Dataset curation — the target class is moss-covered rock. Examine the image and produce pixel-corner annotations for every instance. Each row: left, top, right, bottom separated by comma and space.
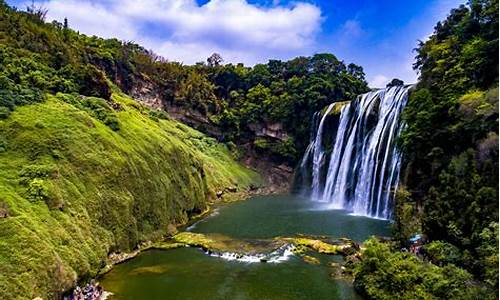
321, 101, 351, 116
303, 255, 321, 265
172, 232, 359, 259
282, 236, 358, 256
172, 232, 286, 254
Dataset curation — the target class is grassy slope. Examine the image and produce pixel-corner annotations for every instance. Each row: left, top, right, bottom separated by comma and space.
0, 93, 260, 299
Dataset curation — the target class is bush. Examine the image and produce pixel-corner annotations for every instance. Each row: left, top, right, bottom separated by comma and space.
272, 137, 298, 162
424, 241, 462, 266
354, 238, 494, 300
0, 106, 10, 119
27, 178, 50, 202
392, 187, 421, 243
19, 164, 57, 184
148, 109, 170, 122
253, 138, 270, 150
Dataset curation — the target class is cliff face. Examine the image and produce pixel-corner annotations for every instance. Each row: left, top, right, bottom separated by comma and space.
0, 93, 261, 300
122, 79, 294, 188
293, 101, 350, 192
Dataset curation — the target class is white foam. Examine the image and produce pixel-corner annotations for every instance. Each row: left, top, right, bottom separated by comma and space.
205, 244, 296, 264
187, 209, 220, 231
101, 291, 114, 300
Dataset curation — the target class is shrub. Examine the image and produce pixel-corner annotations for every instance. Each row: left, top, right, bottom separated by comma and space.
253, 138, 270, 150
424, 240, 462, 266
27, 178, 50, 202
148, 109, 170, 122
19, 164, 56, 184
0, 106, 10, 119
354, 238, 494, 300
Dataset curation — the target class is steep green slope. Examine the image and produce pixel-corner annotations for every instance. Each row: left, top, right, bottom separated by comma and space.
0, 1, 369, 166
0, 92, 260, 299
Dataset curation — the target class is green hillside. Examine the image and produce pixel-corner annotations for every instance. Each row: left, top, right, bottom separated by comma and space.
0, 92, 260, 299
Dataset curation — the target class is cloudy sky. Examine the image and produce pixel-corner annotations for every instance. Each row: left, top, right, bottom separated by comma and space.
8, 0, 465, 87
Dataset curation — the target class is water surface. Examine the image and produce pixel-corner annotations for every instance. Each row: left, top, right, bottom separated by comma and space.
101, 248, 360, 300
100, 194, 390, 299
189, 194, 390, 241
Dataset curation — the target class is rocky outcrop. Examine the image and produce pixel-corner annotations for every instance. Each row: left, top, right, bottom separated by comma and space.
248, 122, 289, 141
243, 153, 293, 192
129, 77, 165, 110
164, 102, 224, 138
170, 232, 359, 258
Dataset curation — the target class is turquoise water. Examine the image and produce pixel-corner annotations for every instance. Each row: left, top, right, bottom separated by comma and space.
189, 194, 390, 241
101, 248, 360, 300
100, 194, 390, 299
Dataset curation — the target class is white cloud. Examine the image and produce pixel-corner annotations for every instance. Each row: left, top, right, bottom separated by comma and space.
369, 74, 389, 88
33, 0, 135, 39
31, 0, 322, 65
340, 20, 364, 38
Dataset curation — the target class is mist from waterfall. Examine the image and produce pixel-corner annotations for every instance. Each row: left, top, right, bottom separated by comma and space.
299, 85, 410, 219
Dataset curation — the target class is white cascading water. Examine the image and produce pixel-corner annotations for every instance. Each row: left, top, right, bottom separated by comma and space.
309, 103, 336, 201
300, 85, 410, 219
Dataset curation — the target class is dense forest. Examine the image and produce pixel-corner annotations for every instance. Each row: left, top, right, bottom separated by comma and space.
355, 0, 499, 299
0, 0, 368, 165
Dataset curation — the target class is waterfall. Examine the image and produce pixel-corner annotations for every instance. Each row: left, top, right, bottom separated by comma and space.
299, 85, 410, 219
309, 103, 335, 201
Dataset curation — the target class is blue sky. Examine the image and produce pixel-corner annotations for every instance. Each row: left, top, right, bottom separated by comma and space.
8, 0, 465, 87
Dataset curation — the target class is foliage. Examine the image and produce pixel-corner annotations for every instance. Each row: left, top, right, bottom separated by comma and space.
0, 2, 369, 164
202, 54, 368, 162
386, 78, 405, 87
0, 92, 261, 299
354, 238, 496, 300
398, 0, 498, 291
26, 178, 50, 202
424, 241, 462, 266
475, 222, 499, 287
392, 187, 421, 243
175, 71, 219, 115
414, 0, 498, 95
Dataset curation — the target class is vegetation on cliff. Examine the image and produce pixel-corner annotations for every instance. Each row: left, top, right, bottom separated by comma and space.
0, 91, 260, 299
0, 0, 498, 299
0, 1, 369, 165
0, 2, 262, 297
356, 0, 498, 298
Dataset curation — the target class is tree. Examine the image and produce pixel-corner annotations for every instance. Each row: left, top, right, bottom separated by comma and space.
207, 53, 223, 67
26, 0, 48, 22
386, 78, 404, 87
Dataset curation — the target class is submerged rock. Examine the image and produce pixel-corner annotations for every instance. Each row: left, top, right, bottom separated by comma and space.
303, 255, 321, 265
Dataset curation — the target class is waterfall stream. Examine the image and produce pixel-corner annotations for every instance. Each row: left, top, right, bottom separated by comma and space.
299, 85, 410, 219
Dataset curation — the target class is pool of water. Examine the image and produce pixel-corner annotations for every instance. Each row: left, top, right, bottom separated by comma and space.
189, 194, 390, 242
99, 194, 391, 299
101, 248, 360, 300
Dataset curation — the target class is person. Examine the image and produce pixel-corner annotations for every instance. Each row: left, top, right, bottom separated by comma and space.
72, 286, 84, 300
96, 285, 103, 299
